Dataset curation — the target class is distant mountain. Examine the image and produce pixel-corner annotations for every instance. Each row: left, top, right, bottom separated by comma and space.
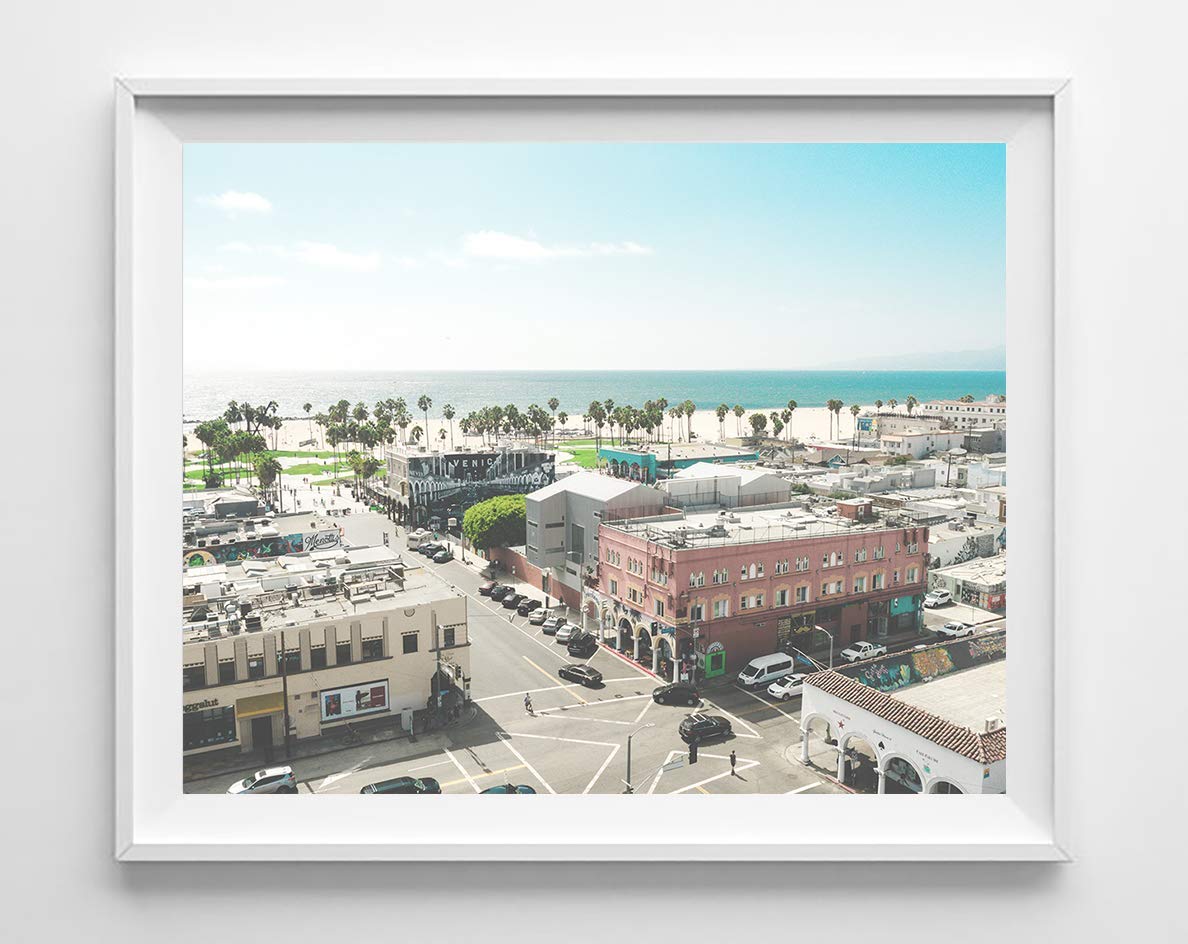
822, 344, 1006, 371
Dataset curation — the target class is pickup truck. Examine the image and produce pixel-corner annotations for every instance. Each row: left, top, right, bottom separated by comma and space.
839, 640, 888, 663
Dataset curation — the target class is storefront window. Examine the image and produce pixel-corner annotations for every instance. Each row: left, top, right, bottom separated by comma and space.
183, 706, 236, 751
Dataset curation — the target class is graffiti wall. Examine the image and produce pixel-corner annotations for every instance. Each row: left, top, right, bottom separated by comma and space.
849, 632, 1005, 693
183, 528, 341, 567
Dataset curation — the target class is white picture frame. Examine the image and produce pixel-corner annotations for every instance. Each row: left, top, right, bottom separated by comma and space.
115, 78, 1069, 862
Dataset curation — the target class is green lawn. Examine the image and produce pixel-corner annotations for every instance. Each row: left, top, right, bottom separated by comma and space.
563, 448, 600, 469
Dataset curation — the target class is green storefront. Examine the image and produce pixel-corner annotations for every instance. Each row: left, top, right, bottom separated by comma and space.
888, 593, 923, 632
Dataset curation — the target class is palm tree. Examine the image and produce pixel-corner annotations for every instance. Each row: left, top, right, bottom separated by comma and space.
443, 403, 456, 450
785, 399, 797, 441
874, 399, 884, 414
906, 395, 918, 416
557, 410, 568, 434
732, 404, 745, 436
850, 403, 861, 445
410, 424, 423, 445
255, 455, 283, 510
547, 397, 559, 446
826, 399, 844, 439
682, 400, 697, 442
715, 403, 729, 440
417, 394, 432, 444
303, 402, 313, 441
888, 397, 898, 414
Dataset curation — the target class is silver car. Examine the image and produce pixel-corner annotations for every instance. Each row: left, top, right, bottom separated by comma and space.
227, 765, 297, 795
554, 622, 581, 644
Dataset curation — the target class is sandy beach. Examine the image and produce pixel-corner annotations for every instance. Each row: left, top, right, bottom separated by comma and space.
184, 404, 869, 460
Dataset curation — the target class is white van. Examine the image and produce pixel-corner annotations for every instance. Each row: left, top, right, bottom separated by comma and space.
736, 653, 796, 690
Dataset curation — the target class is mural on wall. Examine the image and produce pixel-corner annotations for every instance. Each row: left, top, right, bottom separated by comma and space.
183, 529, 341, 567
851, 632, 1004, 693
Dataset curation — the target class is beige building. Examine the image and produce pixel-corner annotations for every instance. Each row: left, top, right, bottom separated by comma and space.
181, 545, 469, 757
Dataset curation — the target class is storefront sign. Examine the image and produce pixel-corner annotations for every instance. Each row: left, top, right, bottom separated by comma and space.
320, 679, 389, 722
706, 641, 724, 654
183, 697, 220, 713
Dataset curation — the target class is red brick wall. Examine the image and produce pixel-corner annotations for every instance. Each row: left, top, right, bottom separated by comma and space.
486, 547, 582, 610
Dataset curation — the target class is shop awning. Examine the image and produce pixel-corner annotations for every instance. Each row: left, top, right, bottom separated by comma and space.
236, 691, 284, 719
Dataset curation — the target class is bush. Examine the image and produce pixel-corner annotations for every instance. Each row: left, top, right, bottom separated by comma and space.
203, 472, 224, 488
462, 494, 527, 550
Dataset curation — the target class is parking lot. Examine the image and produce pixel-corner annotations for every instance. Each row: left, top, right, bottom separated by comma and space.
186, 510, 844, 796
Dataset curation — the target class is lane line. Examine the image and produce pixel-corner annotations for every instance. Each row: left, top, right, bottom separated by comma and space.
408, 760, 452, 772
695, 786, 710, 794
633, 696, 654, 725
524, 656, 587, 704
647, 750, 683, 795
583, 745, 621, 795
669, 759, 761, 795
472, 677, 646, 704
786, 782, 823, 795
497, 733, 556, 794
733, 685, 797, 721
534, 692, 652, 716
440, 764, 524, 789
702, 699, 763, 739
443, 748, 480, 794
504, 731, 617, 748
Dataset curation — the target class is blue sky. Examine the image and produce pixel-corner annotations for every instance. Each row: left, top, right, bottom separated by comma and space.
184, 143, 1005, 371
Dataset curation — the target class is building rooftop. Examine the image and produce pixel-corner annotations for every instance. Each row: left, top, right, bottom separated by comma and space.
601, 442, 757, 462
670, 462, 779, 485
604, 501, 918, 549
932, 555, 1008, 586
889, 658, 1006, 731
806, 665, 1006, 764
528, 470, 652, 502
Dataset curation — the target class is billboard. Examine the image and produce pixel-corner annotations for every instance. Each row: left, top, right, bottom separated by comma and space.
857, 416, 875, 432
403, 448, 555, 519
320, 679, 389, 722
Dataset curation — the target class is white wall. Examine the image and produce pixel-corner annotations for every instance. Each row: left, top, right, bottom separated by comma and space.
2, 2, 1185, 941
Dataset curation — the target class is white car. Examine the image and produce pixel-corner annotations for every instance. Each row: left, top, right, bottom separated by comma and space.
227, 766, 297, 795
935, 620, 975, 639
923, 589, 952, 608
766, 673, 807, 701
555, 622, 582, 644
839, 640, 888, 663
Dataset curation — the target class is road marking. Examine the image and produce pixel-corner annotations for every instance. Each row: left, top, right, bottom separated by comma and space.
785, 782, 823, 794
441, 764, 525, 789
734, 685, 798, 721
536, 715, 635, 726
504, 731, 617, 748
408, 760, 451, 772
647, 750, 683, 794
695, 786, 710, 794
313, 758, 373, 792
443, 748, 480, 794
633, 697, 654, 724
472, 677, 645, 703
523, 656, 588, 704
668, 757, 761, 795
582, 745, 621, 795
534, 692, 652, 716
497, 732, 556, 794
701, 699, 763, 738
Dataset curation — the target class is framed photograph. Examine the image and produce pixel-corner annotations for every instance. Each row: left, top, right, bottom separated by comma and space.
115, 79, 1068, 861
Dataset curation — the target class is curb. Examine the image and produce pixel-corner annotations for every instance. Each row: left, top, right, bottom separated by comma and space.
599, 642, 662, 680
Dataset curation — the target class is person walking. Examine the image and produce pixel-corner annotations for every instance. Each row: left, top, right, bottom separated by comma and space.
523, 693, 534, 716
730, 749, 738, 777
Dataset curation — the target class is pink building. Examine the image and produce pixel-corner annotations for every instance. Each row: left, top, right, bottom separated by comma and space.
591, 500, 928, 679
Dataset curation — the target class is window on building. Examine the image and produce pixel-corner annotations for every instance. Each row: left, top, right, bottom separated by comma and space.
907, 566, 919, 583
361, 637, 383, 661
756, 563, 764, 577
856, 547, 867, 563
893, 570, 900, 585
739, 595, 748, 610
609, 578, 618, 595
822, 554, 830, 568
690, 604, 704, 621
874, 545, 885, 560
183, 705, 237, 751
755, 593, 764, 607
401, 633, 418, 655
217, 660, 236, 685
183, 664, 206, 691
740, 566, 748, 581
775, 589, 788, 606
336, 641, 352, 665
247, 656, 266, 680
310, 646, 327, 670
442, 626, 456, 648
854, 576, 866, 593
713, 599, 729, 619
873, 573, 884, 590
796, 586, 809, 604
279, 649, 301, 675
654, 600, 665, 617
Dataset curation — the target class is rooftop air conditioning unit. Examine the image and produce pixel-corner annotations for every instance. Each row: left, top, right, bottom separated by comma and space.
984, 717, 1004, 733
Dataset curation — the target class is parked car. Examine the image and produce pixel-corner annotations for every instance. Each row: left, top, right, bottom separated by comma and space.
489, 585, 514, 601
432, 549, 453, 563
566, 632, 598, 657
541, 616, 566, 636
480, 783, 538, 794
935, 620, 975, 639
478, 581, 497, 596
736, 653, 797, 690
923, 589, 953, 608
840, 640, 888, 663
527, 609, 551, 626
558, 663, 604, 687
555, 622, 582, 644
652, 682, 700, 707
227, 766, 297, 795
418, 543, 444, 557
678, 714, 732, 744
517, 598, 541, 616
502, 593, 526, 609
767, 673, 807, 701
359, 776, 441, 795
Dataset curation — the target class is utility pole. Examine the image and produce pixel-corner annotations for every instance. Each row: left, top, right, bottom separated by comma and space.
623, 722, 655, 793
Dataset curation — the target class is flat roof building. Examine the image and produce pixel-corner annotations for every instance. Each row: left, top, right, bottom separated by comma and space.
598, 442, 759, 484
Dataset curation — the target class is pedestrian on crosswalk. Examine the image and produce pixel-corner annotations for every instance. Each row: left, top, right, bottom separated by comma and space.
524, 693, 534, 716
730, 750, 738, 777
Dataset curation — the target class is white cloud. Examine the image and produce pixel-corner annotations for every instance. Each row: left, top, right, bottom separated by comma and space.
292, 241, 382, 272
460, 230, 654, 262
197, 190, 273, 215
186, 275, 286, 290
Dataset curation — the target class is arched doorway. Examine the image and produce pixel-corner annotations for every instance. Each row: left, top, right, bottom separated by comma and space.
799, 713, 835, 770
635, 626, 653, 666
839, 732, 880, 793
882, 755, 924, 794
657, 636, 676, 682
617, 618, 633, 653
927, 779, 963, 794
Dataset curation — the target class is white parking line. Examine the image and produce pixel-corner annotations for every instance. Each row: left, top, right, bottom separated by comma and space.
473, 677, 646, 704
669, 758, 761, 795
646, 750, 684, 795
785, 782, 823, 794
408, 760, 451, 773
583, 745, 621, 795
503, 731, 617, 748
442, 748, 480, 793
701, 700, 763, 739
497, 732, 556, 794
534, 692, 653, 716
633, 697, 654, 725
735, 685, 797, 722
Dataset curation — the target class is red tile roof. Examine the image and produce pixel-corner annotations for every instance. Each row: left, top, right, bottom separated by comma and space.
805, 670, 1007, 764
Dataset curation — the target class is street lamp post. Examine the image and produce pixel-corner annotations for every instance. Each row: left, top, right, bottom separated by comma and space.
623, 722, 655, 793
816, 625, 835, 669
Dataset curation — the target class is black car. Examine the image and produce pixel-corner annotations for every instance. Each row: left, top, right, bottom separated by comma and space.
502, 593, 526, 609
359, 776, 442, 795
489, 585, 514, 601
652, 682, 701, 707
418, 543, 444, 557
480, 783, 538, 794
558, 664, 604, 687
566, 633, 598, 658
517, 598, 541, 616
678, 713, 732, 744
478, 581, 497, 596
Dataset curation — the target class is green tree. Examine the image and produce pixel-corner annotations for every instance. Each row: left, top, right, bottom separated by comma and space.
462, 494, 527, 550
417, 394, 432, 444
443, 403, 456, 450
732, 404, 745, 436
303, 401, 313, 440
785, 399, 797, 441
748, 412, 768, 438
874, 399, 883, 414
715, 403, 729, 439
906, 395, 919, 415
958, 394, 975, 403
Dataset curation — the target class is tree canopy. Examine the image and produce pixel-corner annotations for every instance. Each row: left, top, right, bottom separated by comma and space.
462, 494, 527, 550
